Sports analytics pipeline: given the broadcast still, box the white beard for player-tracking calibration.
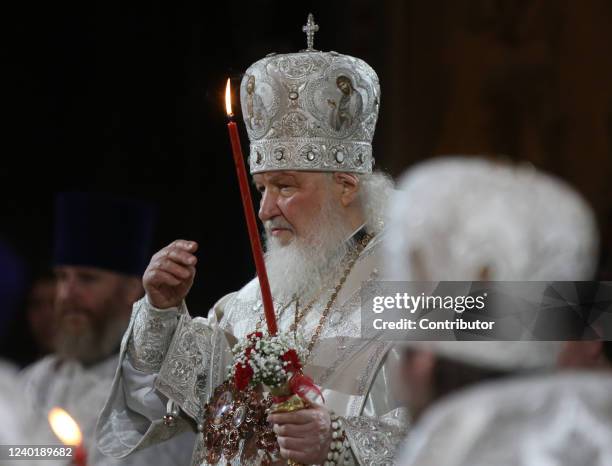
[264,196,354,303]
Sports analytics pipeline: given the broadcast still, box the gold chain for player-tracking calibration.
[254,286,326,334]
[254,299,293,332]
[302,233,372,359]
[289,288,325,334]
[253,233,373,360]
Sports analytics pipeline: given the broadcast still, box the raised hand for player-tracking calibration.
[143,240,198,309]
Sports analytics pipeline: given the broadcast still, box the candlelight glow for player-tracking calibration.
[225,78,233,116]
[48,407,83,446]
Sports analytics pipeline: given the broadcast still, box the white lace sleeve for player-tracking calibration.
[96,298,196,462]
[127,297,185,373]
[342,347,409,466]
[342,409,408,466]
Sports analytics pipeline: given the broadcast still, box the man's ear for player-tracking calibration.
[411,350,436,381]
[477,265,492,280]
[333,172,360,207]
[558,341,605,369]
[410,248,430,281]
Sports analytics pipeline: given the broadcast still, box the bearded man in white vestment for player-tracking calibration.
[382,157,605,465]
[96,17,407,466]
[20,193,195,466]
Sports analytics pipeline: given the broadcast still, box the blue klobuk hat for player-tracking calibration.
[53,193,156,276]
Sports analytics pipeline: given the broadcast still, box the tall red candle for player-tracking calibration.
[48,408,88,466]
[225,79,278,336]
[73,444,87,466]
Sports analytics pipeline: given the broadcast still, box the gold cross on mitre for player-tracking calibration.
[302,13,319,51]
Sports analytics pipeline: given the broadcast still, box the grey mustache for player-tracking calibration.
[265,219,294,231]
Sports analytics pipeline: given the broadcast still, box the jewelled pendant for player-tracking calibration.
[200,380,280,464]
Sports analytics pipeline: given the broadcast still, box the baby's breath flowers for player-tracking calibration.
[229,332,307,390]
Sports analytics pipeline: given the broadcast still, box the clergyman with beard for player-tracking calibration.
[97,19,408,466]
[20,193,195,465]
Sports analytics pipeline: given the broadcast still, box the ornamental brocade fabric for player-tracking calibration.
[342,409,409,466]
[127,300,185,374]
[96,235,409,466]
[241,50,380,175]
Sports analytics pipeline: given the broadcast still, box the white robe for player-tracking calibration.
[396,372,612,466]
[0,360,35,466]
[97,235,408,465]
[20,353,195,465]
[1,360,29,442]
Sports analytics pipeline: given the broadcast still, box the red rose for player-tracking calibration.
[234,362,253,391]
[281,349,302,373]
[246,331,263,340]
[244,346,254,359]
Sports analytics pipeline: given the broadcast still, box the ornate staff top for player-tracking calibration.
[302,13,319,51]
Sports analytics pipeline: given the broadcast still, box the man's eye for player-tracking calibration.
[78,273,99,284]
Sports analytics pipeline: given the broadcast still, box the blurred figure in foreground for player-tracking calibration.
[559,340,612,370]
[19,193,192,465]
[384,156,598,282]
[383,156,607,465]
[398,370,612,466]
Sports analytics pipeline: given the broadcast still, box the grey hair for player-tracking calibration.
[357,170,395,235]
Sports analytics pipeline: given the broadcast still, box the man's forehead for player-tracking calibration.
[252,171,313,184]
[54,264,122,279]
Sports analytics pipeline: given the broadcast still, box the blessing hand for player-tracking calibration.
[268,403,332,464]
[143,239,198,309]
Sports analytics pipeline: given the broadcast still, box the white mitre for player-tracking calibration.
[240,14,380,175]
[396,372,612,466]
[383,156,600,371]
[384,156,599,282]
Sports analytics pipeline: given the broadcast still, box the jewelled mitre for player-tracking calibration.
[240,14,380,174]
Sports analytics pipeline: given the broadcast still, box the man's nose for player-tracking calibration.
[258,190,281,222]
[55,278,77,303]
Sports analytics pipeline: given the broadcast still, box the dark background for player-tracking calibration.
[2,0,611,365]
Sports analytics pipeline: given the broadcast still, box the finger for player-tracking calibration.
[172,239,198,252]
[273,422,313,437]
[167,249,197,267]
[268,411,312,425]
[276,435,310,451]
[151,249,197,269]
[279,447,308,463]
[151,241,198,265]
[155,259,193,280]
[146,269,181,287]
[309,401,325,410]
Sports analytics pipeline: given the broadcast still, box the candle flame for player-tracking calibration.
[225,78,233,116]
[48,407,83,446]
